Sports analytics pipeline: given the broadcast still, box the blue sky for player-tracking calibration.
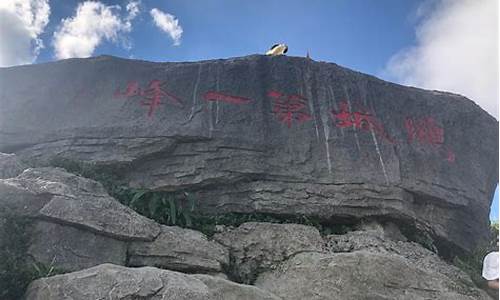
[35,0,421,75]
[1,0,498,220]
[491,187,499,221]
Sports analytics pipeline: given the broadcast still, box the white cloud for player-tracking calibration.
[122,0,141,50]
[53,1,140,59]
[0,0,50,67]
[150,8,183,46]
[126,0,141,22]
[383,0,499,119]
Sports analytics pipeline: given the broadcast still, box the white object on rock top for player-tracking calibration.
[266,43,288,56]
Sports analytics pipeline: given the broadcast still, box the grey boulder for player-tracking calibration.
[1,167,161,241]
[255,251,490,300]
[256,226,491,300]
[213,222,324,283]
[25,263,282,300]
[1,167,228,275]
[27,220,127,272]
[129,224,229,274]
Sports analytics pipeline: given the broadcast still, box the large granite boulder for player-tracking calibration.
[323,225,478,286]
[25,263,281,300]
[254,224,491,299]
[255,251,490,300]
[213,222,324,283]
[0,55,497,255]
[0,168,228,274]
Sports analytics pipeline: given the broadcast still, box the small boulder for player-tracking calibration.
[128,225,229,273]
[2,167,162,241]
[213,222,324,283]
[28,220,127,272]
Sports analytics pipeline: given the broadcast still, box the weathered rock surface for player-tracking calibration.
[0,152,26,179]
[0,168,228,274]
[129,225,229,273]
[25,263,281,300]
[1,167,161,240]
[255,250,490,300]
[28,220,127,272]
[324,220,410,252]
[213,222,324,283]
[191,274,282,300]
[252,225,491,299]
[324,226,477,286]
[0,55,497,254]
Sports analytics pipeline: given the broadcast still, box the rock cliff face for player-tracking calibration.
[0,55,497,299]
[1,54,496,255]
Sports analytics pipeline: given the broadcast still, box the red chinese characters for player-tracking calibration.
[114,81,141,97]
[268,90,312,128]
[331,101,394,143]
[141,80,182,117]
[202,91,252,104]
[404,117,455,162]
[404,117,444,145]
[114,80,182,118]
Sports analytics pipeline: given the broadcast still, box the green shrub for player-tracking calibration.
[122,189,197,227]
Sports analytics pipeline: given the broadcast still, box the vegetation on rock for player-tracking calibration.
[0,215,66,300]
[48,158,353,237]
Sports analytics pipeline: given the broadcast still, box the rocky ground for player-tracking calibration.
[0,153,493,299]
